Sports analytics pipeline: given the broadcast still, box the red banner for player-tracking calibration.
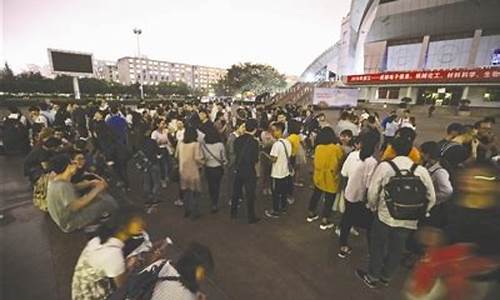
[346,67,500,85]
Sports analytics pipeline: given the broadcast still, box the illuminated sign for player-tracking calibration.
[346,67,500,85]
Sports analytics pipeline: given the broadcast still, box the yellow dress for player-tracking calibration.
[287,134,301,156]
[313,144,345,194]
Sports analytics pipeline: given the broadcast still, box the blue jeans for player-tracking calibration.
[368,216,413,282]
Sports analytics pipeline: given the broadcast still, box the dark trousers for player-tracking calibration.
[205,166,224,208]
[272,176,292,213]
[368,216,413,281]
[339,201,373,247]
[184,190,199,216]
[113,159,129,188]
[231,174,257,221]
[143,164,161,200]
[308,186,336,219]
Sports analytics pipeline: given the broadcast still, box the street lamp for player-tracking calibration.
[133,28,144,99]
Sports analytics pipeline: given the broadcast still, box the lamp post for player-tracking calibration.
[133,28,144,100]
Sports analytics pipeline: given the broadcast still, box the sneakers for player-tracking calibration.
[355,269,378,289]
[287,197,296,205]
[335,227,360,237]
[319,222,335,230]
[264,210,280,219]
[306,215,320,223]
[379,278,389,287]
[293,182,304,187]
[161,180,167,188]
[174,199,184,207]
[337,246,352,259]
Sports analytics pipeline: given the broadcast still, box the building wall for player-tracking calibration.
[116,57,226,89]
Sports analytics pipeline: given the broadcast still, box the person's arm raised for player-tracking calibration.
[69,181,107,212]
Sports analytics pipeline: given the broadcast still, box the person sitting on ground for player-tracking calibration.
[150,242,214,300]
[381,127,422,164]
[46,154,119,233]
[72,207,147,300]
[24,137,62,185]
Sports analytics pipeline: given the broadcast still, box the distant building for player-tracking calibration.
[116,56,227,90]
[93,60,119,82]
[24,64,54,78]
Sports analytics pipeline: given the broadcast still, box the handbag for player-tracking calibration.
[278,140,295,176]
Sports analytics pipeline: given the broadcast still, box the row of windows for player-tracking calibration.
[127,59,224,73]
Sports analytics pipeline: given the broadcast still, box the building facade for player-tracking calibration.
[116,56,227,90]
[94,60,119,82]
[303,0,500,107]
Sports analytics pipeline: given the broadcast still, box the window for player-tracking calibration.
[484,88,500,102]
[378,87,400,99]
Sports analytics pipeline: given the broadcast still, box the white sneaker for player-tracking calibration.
[320,223,335,230]
[306,215,320,223]
[335,227,360,237]
[174,199,184,207]
[287,197,296,205]
[161,180,167,188]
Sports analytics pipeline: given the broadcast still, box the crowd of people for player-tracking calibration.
[2,98,500,299]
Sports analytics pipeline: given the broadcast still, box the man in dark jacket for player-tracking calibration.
[231,119,260,224]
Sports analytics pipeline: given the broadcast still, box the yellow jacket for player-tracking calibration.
[313,144,345,193]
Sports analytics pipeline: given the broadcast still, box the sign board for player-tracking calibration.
[48,49,94,76]
[346,67,500,85]
[313,87,359,107]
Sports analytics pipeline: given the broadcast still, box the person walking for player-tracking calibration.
[306,127,345,230]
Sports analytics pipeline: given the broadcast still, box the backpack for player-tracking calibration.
[111,260,180,300]
[33,173,50,212]
[383,160,428,221]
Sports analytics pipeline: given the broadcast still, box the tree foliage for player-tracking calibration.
[214,63,287,96]
[0,63,199,97]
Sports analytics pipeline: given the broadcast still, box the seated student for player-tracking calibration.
[151,242,214,300]
[46,154,118,233]
[381,127,422,164]
[24,137,62,185]
[72,208,147,300]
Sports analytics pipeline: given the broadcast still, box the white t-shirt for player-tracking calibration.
[152,129,170,148]
[151,260,196,300]
[344,156,378,203]
[341,150,362,178]
[270,139,292,179]
[81,237,125,278]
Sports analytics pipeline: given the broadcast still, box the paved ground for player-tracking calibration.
[1,106,499,300]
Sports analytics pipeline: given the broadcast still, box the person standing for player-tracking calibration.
[176,127,204,220]
[151,119,171,188]
[264,122,293,218]
[337,133,379,258]
[356,137,436,289]
[231,119,260,224]
[201,128,227,213]
[305,127,345,230]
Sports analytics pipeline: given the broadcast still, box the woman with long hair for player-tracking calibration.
[337,132,379,258]
[151,118,171,189]
[72,208,146,300]
[306,127,345,230]
[175,126,204,220]
[201,127,227,213]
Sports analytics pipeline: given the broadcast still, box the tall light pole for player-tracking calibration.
[133,28,144,100]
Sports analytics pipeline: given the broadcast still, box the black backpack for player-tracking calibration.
[110,260,180,300]
[383,160,428,221]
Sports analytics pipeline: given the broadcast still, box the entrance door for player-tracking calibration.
[417,87,463,106]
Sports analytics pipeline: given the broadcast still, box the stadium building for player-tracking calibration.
[301,0,500,107]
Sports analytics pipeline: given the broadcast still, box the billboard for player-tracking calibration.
[347,67,500,85]
[48,49,94,75]
[313,87,359,107]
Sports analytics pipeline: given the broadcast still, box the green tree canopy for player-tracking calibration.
[214,63,286,96]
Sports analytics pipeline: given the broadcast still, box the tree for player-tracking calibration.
[215,63,287,96]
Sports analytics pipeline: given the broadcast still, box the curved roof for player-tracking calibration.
[299,42,340,81]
